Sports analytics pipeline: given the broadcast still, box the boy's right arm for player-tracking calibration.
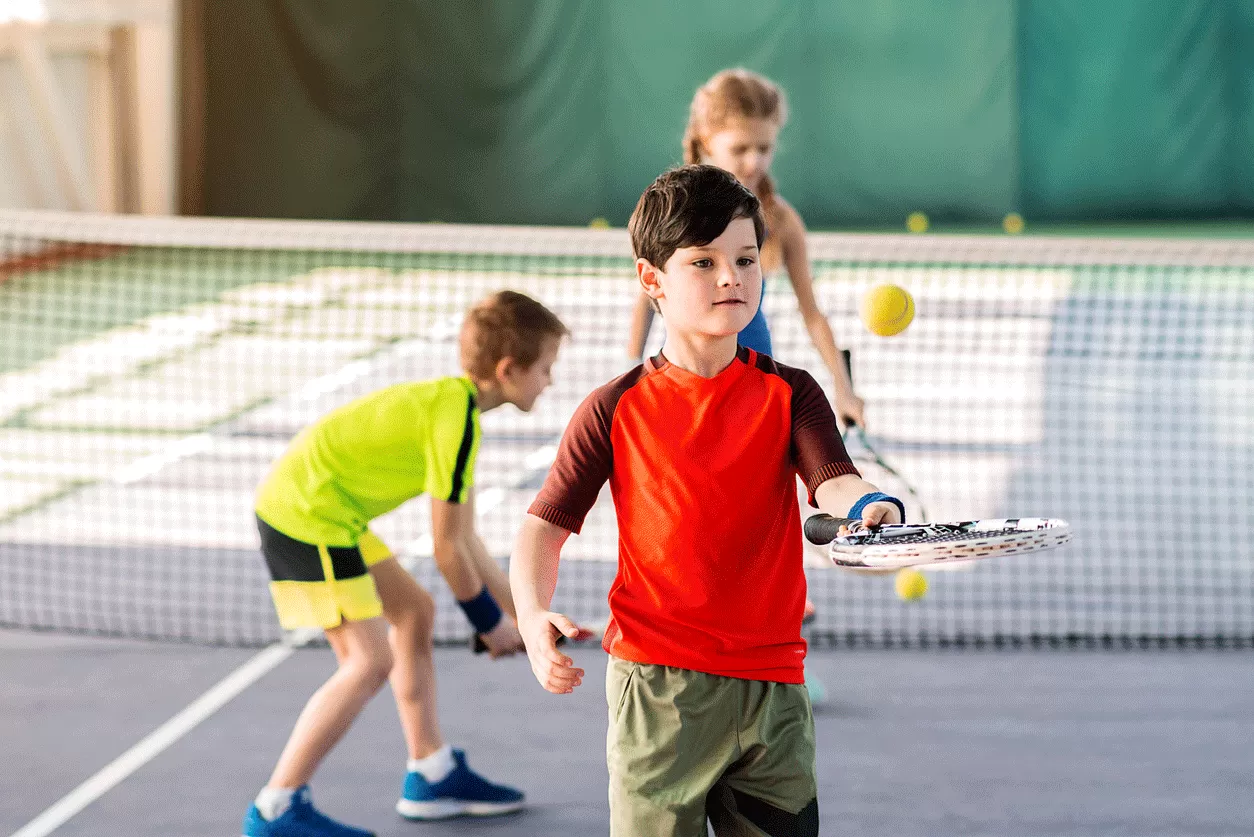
[510,513,590,694]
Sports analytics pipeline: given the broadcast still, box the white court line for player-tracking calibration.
[107,340,418,486]
[111,434,213,485]
[8,629,320,837]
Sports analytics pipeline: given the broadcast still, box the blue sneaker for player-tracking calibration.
[396,749,525,820]
[242,786,374,837]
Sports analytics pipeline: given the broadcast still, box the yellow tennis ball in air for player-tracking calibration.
[860,283,915,337]
[895,568,928,601]
[589,217,611,229]
[906,211,929,233]
[1003,212,1025,235]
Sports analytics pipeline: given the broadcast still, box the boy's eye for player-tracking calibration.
[737,257,756,267]
[692,258,713,268]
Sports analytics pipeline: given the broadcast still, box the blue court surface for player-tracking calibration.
[3,628,1252,837]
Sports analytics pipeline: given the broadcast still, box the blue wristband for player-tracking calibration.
[457,586,503,634]
[848,492,906,523]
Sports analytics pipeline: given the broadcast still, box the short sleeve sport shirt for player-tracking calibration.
[256,377,480,546]
[529,348,857,683]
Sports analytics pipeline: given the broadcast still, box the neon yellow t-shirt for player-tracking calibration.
[255,376,480,545]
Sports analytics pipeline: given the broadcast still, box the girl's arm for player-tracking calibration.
[777,200,865,428]
[626,293,656,362]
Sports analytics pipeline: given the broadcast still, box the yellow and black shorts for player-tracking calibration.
[256,515,394,630]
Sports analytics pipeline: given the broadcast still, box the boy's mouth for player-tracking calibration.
[713,298,746,306]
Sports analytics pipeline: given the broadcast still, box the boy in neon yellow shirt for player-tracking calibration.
[244,291,567,837]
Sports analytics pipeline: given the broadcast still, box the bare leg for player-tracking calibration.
[266,617,392,789]
[371,557,443,759]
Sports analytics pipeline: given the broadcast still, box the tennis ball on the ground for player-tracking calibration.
[860,283,915,337]
[589,217,611,229]
[1003,212,1025,235]
[895,568,928,601]
[906,211,929,234]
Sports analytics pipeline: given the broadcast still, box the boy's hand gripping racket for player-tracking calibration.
[473,620,604,654]
[803,515,1072,570]
[473,631,565,654]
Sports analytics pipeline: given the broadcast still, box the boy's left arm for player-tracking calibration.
[791,366,902,528]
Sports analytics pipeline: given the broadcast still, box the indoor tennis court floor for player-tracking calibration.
[3,628,1252,837]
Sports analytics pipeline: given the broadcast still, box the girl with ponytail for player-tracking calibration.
[627,68,865,428]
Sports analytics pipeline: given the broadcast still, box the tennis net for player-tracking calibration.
[1,210,1251,648]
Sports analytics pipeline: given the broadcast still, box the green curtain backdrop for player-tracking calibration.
[202,0,1254,225]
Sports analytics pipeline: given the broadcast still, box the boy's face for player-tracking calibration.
[501,334,561,412]
[638,216,761,340]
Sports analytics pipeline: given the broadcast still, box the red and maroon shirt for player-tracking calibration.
[529,347,858,683]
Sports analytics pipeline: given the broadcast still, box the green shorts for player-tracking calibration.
[606,657,818,837]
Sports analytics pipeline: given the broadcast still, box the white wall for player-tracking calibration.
[0,1,174,213]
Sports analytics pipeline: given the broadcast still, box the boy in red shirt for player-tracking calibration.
[511,165,903,837]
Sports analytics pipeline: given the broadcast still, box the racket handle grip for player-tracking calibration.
[473,630,567,654]
[804,514,859,545]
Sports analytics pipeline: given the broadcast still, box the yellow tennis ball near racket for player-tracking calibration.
[906,211,929,233]
[1003,212,1025,235]
[895,568,928,600]
[860,283,915,337]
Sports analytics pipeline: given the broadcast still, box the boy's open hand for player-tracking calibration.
[520,611,593,694]
[478,615,526,658]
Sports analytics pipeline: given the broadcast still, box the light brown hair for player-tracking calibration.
[459,290,568,379]
[682,68,788,213]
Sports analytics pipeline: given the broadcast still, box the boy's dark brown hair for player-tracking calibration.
[628,164,766,270]
[460,290,568,379]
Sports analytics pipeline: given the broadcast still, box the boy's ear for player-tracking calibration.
[637,258,664,303]
[494,355,516,383]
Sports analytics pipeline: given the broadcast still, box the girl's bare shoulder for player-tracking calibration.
[768,195,807,245]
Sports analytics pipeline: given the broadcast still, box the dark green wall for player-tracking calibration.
[202,1,1254,226]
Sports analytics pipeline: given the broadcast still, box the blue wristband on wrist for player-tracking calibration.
[848,492,906,523]
[457,586,503,634]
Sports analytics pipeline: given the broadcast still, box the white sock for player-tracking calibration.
[408,744,455,783]
[254,786,297,821]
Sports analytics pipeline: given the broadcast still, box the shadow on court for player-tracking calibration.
[3,630,1253,837]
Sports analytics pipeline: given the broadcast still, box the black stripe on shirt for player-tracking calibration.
[447,390,477,502]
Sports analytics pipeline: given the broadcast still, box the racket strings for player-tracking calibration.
[829,521,1073,569]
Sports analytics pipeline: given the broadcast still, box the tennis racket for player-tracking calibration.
[803,514,1072,570]
[472,620,603,654]
[473,633,565,654]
